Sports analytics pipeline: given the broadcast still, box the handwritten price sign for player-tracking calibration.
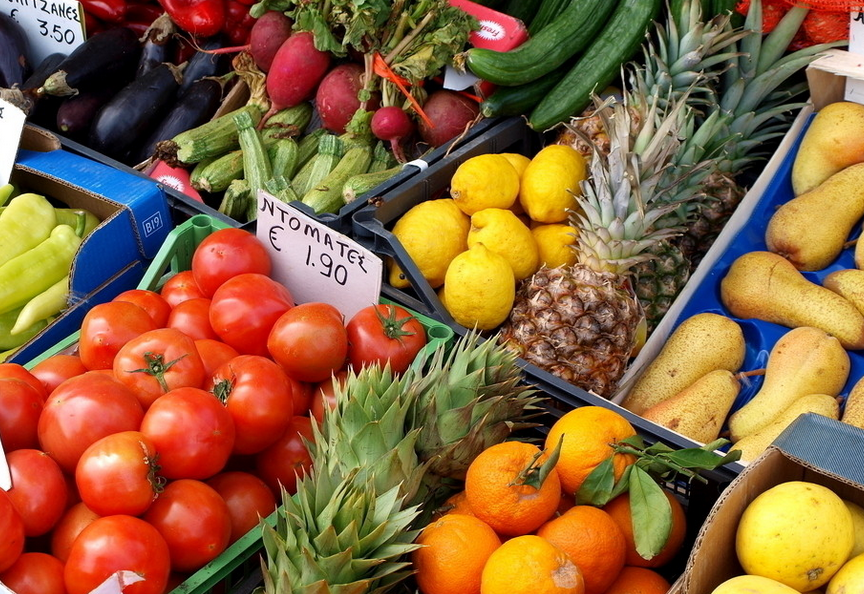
[1,0,85,67]
[255,191,383,321]
[0,98,26,186]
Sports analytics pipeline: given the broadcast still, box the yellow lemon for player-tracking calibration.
[501,153,531,217]
[389,198,470,289]
[531,223,578,268]
[736,481,854,591]
[450,154,520,216]
[443,243,515,330]
[844,499,864,558]
[711,575,801,594]
[467,208,540,281]
[519,144,587,223]
[827,552,864,594]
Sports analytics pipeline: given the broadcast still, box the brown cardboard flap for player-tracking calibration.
[20,125,61,153]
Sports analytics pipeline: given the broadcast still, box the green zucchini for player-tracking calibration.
[529,0,661,131]
[479,61,574,118]
[528,0,572,34]
[465,0,618,87]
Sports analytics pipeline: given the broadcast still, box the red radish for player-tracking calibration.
[371,106,415,162]
[249,11,293,73]
[418,90,480,148]
[261,32,331,127]
[315,63,370,134]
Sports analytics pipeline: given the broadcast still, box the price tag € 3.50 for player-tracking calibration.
[0,0,85,68]
[255,191,383,321]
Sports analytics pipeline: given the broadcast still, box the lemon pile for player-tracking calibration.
[389,145,587,330]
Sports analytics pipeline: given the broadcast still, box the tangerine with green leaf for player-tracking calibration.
[603,490,687,567]
[464,440,561,536]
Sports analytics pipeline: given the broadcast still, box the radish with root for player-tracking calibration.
[371,106,415,163]
[315,62,373,135]
[260,31,331,128]
[249,11,293,73]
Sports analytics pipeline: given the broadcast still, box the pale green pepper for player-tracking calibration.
[0,224,82,316]
[11,275,68,335]
[0,206,101,239]
[0,305,50,350]
[0,193,57,268]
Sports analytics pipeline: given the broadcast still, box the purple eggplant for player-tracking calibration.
[136,14,178,79]
[0,12,30,88]
[178,35,231,94]
[88,62,183,162]
[41,27,140,96]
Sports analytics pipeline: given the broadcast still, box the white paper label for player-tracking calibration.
[0,0,85,68]
[846,12,864,104]
[0,98,26,187]
[0,434,10,491]
[255,191,383,321]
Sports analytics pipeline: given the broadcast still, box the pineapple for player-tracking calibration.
[256,331,543,594]
[500,98,686,399]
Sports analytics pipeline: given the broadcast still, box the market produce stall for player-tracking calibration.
[1,1,864,593]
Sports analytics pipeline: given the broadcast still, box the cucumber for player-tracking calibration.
[479,61,573,118]
[465,0,618,87]
[499,0,543,27]
[528,0,572,34]
[529,0,661,131]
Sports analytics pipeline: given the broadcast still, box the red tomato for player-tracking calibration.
[113,289,172,327]
[211,354,295,454]
[142,479,231,573]
[166,297,218,340]
[112,328,207,409]
[28,354,88,396]
[63,515,171,594]
[209,273,294,356]
[78,301,158,370]
[267,302,348,383]
[38,372,145,474]
[6,449,68,536]
[194,338,239,377]
[159,270,205,307]
[75,431,162,517]
[0,378,43,451]
[191,228,271,297]
[139,386,235,479]
[310,370,348,424]
[50,502,100,563]
[206,471,277,544]
[0,487,25,572]
[0,363,47,400]
[346,304,427,374]
[254,415,315,498]
[0,552,66,594]
[289,376,315,415]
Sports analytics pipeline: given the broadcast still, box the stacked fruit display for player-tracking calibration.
[618,99,864,463]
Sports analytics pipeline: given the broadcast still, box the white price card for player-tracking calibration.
[255,190,383,321]
[846,12,864,104]
[0,0,85,68]
[0,434,10,491]
[0,97,26,187]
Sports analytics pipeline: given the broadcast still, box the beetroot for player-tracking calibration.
[418,90,480,148]
[315,63,367,134]
[249,11,293,73]
[371,106,415,162]
[262,31,331,126]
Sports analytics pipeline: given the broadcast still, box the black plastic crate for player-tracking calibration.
[351,116,728,456]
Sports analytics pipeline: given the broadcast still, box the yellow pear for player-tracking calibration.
[843,500,864,559]
[620,312,746,415]
[766,162,864,271]
[824,268,864,316]
[711,575,801,594]
[720,250,864,349]
[841,374,864,430]
[791,101,864,196]
[640,369,741,444]
[730,393,841,463]
[827,552,864,594]
[727,326,850,441]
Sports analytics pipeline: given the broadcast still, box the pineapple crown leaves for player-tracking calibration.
[574,435,741,561]
[259,468,422,594]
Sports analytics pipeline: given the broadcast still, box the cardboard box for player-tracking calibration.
[4,145,172,364]
[677,413,864,593]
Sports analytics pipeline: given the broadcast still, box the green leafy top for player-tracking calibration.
[576,436,740,561]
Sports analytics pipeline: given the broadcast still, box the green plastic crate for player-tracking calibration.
[24,214,455,594]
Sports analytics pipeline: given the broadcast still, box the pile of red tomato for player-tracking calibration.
[0,227,428,594]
